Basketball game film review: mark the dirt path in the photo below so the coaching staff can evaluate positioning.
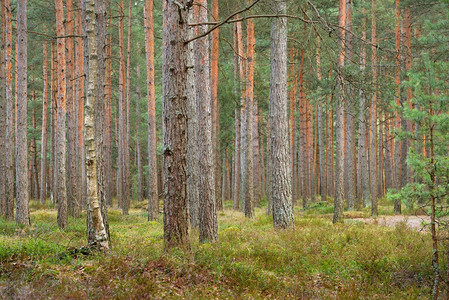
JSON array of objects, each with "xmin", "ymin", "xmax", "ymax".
[{"xmin": 349, "ymin": 215, "xmax": 430, "ymax": 232}]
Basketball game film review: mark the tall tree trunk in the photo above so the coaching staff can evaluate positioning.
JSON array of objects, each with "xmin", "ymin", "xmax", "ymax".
[
  {"xmin": 104, "ymin": 32, "xmax": 112, "ymax": 206},
  {"xmin": 162, "ymin": 0, "xmax": 190, "ymax": 249},
  {"xmin": 117, "ymin": 0, "xmax": 126, "ymax": 211},
  {"xmin": 316, "ymin": 37, "xmax": 326, "ymax": 202},
  {"xmin": 144, "ymin": 0, "xmax": 159, "ymax": 221},
  {"xmin": 404, "ymin": 8, "xmax": 413, "ymax": 185},
  {"xmin": 238, "ymin": 19, "xmax": 247, "ymax": 213},
  {"xmin": 0, "ymin": 2, "xmax": 6, "ymax": 216},
  {"xmin": 245, "ymin": 4, "xmax": 255, "ymax": 219},
  {"xmin": 259, "ymin": 110, "xmax": 266, "ymax": 198},
  {"xmin": 236, "ymin": 19, "xmax": 246, "ymax": 213},
  {"xmin": 77, "ymin": 0, "xmax": 86, "ymax": 208},
  {"xmin": 384, "ymin": 112, "xmax": 393, "ymax": 190},
  {"xmin": 345, "ymin": 0, "xmax": 356, "ymax": 210},
  {"xmin": 232, "ymin": 22, "xmax": 240, "ymax": 211},
  {"xmin": 298, "ymin": 46, "xmax": 306, "ymax": 207},
  {"xmin": 83, "ymin": 0, "xmax": 109, "ymax": 249},
  {"xmin": 327, "ymin": 80, "xmax": 335, "ymax": 199},
  {"xmin": 66, "ymin": 0, "xmax": 80, "ymax": 217},
  {"xmin": 266, "ymin": 118, "xmax": 272, "ymax": 216},
  {"xmin": 91, "ymin": 0, "xmax": 110, "ymax": 243},
  {"xmin": 270, "ymin": 0, "xmax": 293, "ymax": 229},
  {"xmin": 31, "ymin": 92, "xmax": 39, "ymax": 201},
  {"xmin": 233, "ymin": 108, "xmax": 240, "ymax": 211},
  {"xmin": 124, "ymin": 0, "xmax": 132, "ymax": 213},
  {"xmin": 194, "ymin": 0, "xmax": 218, "ymax": 243},
  {"xmin": 394, "ymin": 0, "xmax": 402, "ymax": 214},
  {"xmin": 226, "ymin": 149, "xmax": 231, "ymax": 200},
  {"xmin": 55, "ymin": 0, "xmax": 68, "ymax": 229},
  {"xmin": 185, "ymin": 6, "xmax": 199, "ymax": 226},
  {"xmin": 211, "ymin": 0, "xmax": 222, "ymax": 211},
  {"xmin": 135, "ymin": 65, "xmax": 143, "ymax": 202},
  {"xmin": 370, "ymin": 0, "xmax": 378, "ymax": 216},
  {"xmin": 378, "ymin": 110, "xmax": 384, "ymax": 197},
  {"xmin": 50, "ymin": 41, "xmax": 57, "ymax": 204},
  {"xmin": 253, "ymin": 103, "xmax": 261, "ymax": 207},
  {"xmin": 4, "ymin": 0, "xmax": 14, "ymax": 220},
  {"xmin": 40, "ymin": 42, "xmax": 49, "ymax": 204},
  {"xmin": 333, "ymin": 0, "xmax": 346, "ymax": 224},
  {"xmin": 289, "ymin": 47, "xmax": 297, "ymax": 205},
  {"xmin": 16, "ymin": 0, "xmax": 30, "ymax": 225},
  {"xmin": 358, "ymin": 1, "xmax": 370, "ymax": 209}
]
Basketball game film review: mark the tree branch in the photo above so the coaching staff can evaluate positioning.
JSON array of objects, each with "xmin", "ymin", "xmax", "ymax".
[
  {"xmin": 189, "ymin": 14, "xmax": 316, "ymax": 27},
  {"xmin": 185, "ymin": 0, "xmax": 262, "ymax": 44}
]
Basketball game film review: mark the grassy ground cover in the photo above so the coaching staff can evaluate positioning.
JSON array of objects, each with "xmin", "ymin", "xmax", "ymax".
[{"xmin": 0, "ymin": 199, "xmax": 437, "ymax": 299}]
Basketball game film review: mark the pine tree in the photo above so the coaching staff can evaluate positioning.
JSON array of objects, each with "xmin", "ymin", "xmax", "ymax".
[
  {"xmin": 162, "ymin": 0, "xmax": 190, "ymax": 249},
  {"xmin": 16, "ymin": 0, "xmax": 30, "ymax": 225},
  {"xmin": 270, "ymin": 0, "xmax": 293, "ymax": 229}
]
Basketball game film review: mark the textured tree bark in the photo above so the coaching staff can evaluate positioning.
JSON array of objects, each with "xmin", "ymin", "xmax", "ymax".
[
  {"xmin": 245, "ymin": 4, "xmax": 255, "ymax": 219},
  {"xmin": 378, "ymin": 111, "xmax": 384, "ymax": 197},
  {"xmin": 259, "ymin": 110, "xmax": 266, "ymax": 198},
  {"xmin": 226, "ymin": 149, "xmax": 231, "ymax": 200},
  {"xmin": 313, "ymin": 108, "xmax": 319, "ymax": 201},
  {"xmin": 289, "ymin": 47, "xmax": 297, "ymax": 205},
  {"xmin": 31, "ymin": 92, "xmax": 39, "ymax": 201},
  {"xmin": 358, "ymin": 2, "xmax": 370, "ymax": 209},
  {"xmin": 316, "ymin": 37, "xmax": 326, "ymax": 202},
  {"xmin": 404, "ymin": 8, "xmax": 413, "ymax": 185},
  {"xmin": 211, "ymin": 0, "xmax": 222, "ymax": 212},
  {"xmin": 384, "ymin": 112, "xmax": 393, "ymax": 191},
  {"xmin": 370, "ymin": 0, "xmax": 378, "ymax": 216},
  {"xmin": 194, "ymin": 0, "xmax": 218, "ymax": 243},
  {"xmin": 16, "ymin": 0, "xmax": 29, "ymax": 225},
  {"xmin": 266, "ymin": 119, "xmax": 272, "ymax": 216},
  {"xmin": 66, "ymin": 0, "xmax": 80, "ymax": 218},
  {"xmin": 298, "ymin": 47, "xmax": 306, "ymax": 207},
  {"xmin": 135, "ymin": 65, "xmax": 143, "ymax": 202},
  {"xmin": 105, "ymin": 32, "xmax": 113, "ymax": 206},
  {"xmin": 393, "ymin": 0, "xmax": 402, "ymax": 214},
  {"xmin": 162, "ymin": 0, "xmax": 190, "ymax": 249},
  {"xmin": 55, "ymin": 0, "xmax": 68, "ymax": 229},
  {"xmin": 270, "ymin": 0, "xmax": 293, "ymax": 229},
  {"xmin": 50, "ymin": 41, "xmax": 57, "ymax": 205},
  {"xmin": 232, "ymin": 22, "xmax": 240, "ymax": 211},
  {"xmin": 326, "ymin": 80, "xmax": 335, "ymax": 199},
  {"xmin": 306, "ymin": 91, "xmax": 313, "ymax": 202},
  {"xmin": 237, "ymin": 19, "xmax": 247, "ymax": 213},
  {"xmin": 40, "ymin": 42, "xmax": 49, "ymax": 204},
  {"xmin": 253, "ymin": 103, "xmax": 261, "ymax": 207},
  {"xmin": 185, "ymin": 7, "xmax": 199, "ymax": 227},
  {"xmin": 83, "ymin": 0, "xmax": 110, "ymax": 249},
  {"xmin": 0, "ymin": 3, "xmax": 6, "ymax": 215},
  {"xmin": 233, "ymin": 108, "xmax": 240, "ymax": 211},
  {"xmin": 117, "ymin": 0, "xmax": 126, "ymax": 211},
  {"xmin": 4, "ymin": 0, "xmax": 14, "ymax": 220},
  {"xmin": 124, "ymin": 0, "xmax": 132, "ymax": 213},
  {"xmin": 333, "ymin": 0, "xmax": 346, "ymax": 224},
  {"xmin": 92, "ymin": 0, "xmax": 110, "ymax": 244},
  {"xmin": 76, "ymin": 0, "xmax": 86, "ymax": 209},
  {"xmin": 144, "ymin": 0, "xmax": 159, "ymax": 221},
  {"xmin": 345, "ymin": 0, "xmax": 356, "ymax": 211}
]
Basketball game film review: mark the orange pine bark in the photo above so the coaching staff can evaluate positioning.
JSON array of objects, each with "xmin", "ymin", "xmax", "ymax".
[
  {"xmin": 245, "ymin": 1, "xmax": 255, "ymax": 218},
  {"xmin": 55, "ymin": 0, "xmax": 68, "ymax": 229},
  {"xmin": 211, "ymin": 0, "xmax": 222, "ymax": 211},
  {"xmin": 289, "ymin": 47, "xmax": 297, "ymax": 204},
  {"xmin": 144, "ymin": 0, "xmax": 158, "ymax": 221}
]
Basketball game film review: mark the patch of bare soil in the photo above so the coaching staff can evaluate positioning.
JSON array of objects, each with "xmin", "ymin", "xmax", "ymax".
[{"xmin": 349, "ymin": 215, "xmax": 430, "ymax": 232}]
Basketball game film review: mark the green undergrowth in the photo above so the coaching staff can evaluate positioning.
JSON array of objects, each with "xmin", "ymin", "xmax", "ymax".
[{"xmin": 0, "ymin": 201, "xmax": 438, "ymax": 299}]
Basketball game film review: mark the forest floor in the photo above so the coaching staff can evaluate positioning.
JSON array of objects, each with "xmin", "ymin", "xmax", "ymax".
[
  {"xmin": 0, "ymin": 198, "xmax": 440, "ymax": 299},
  {"xmin": 348, "ymin": 215, "xmax": 430, "ymax": 232}
]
